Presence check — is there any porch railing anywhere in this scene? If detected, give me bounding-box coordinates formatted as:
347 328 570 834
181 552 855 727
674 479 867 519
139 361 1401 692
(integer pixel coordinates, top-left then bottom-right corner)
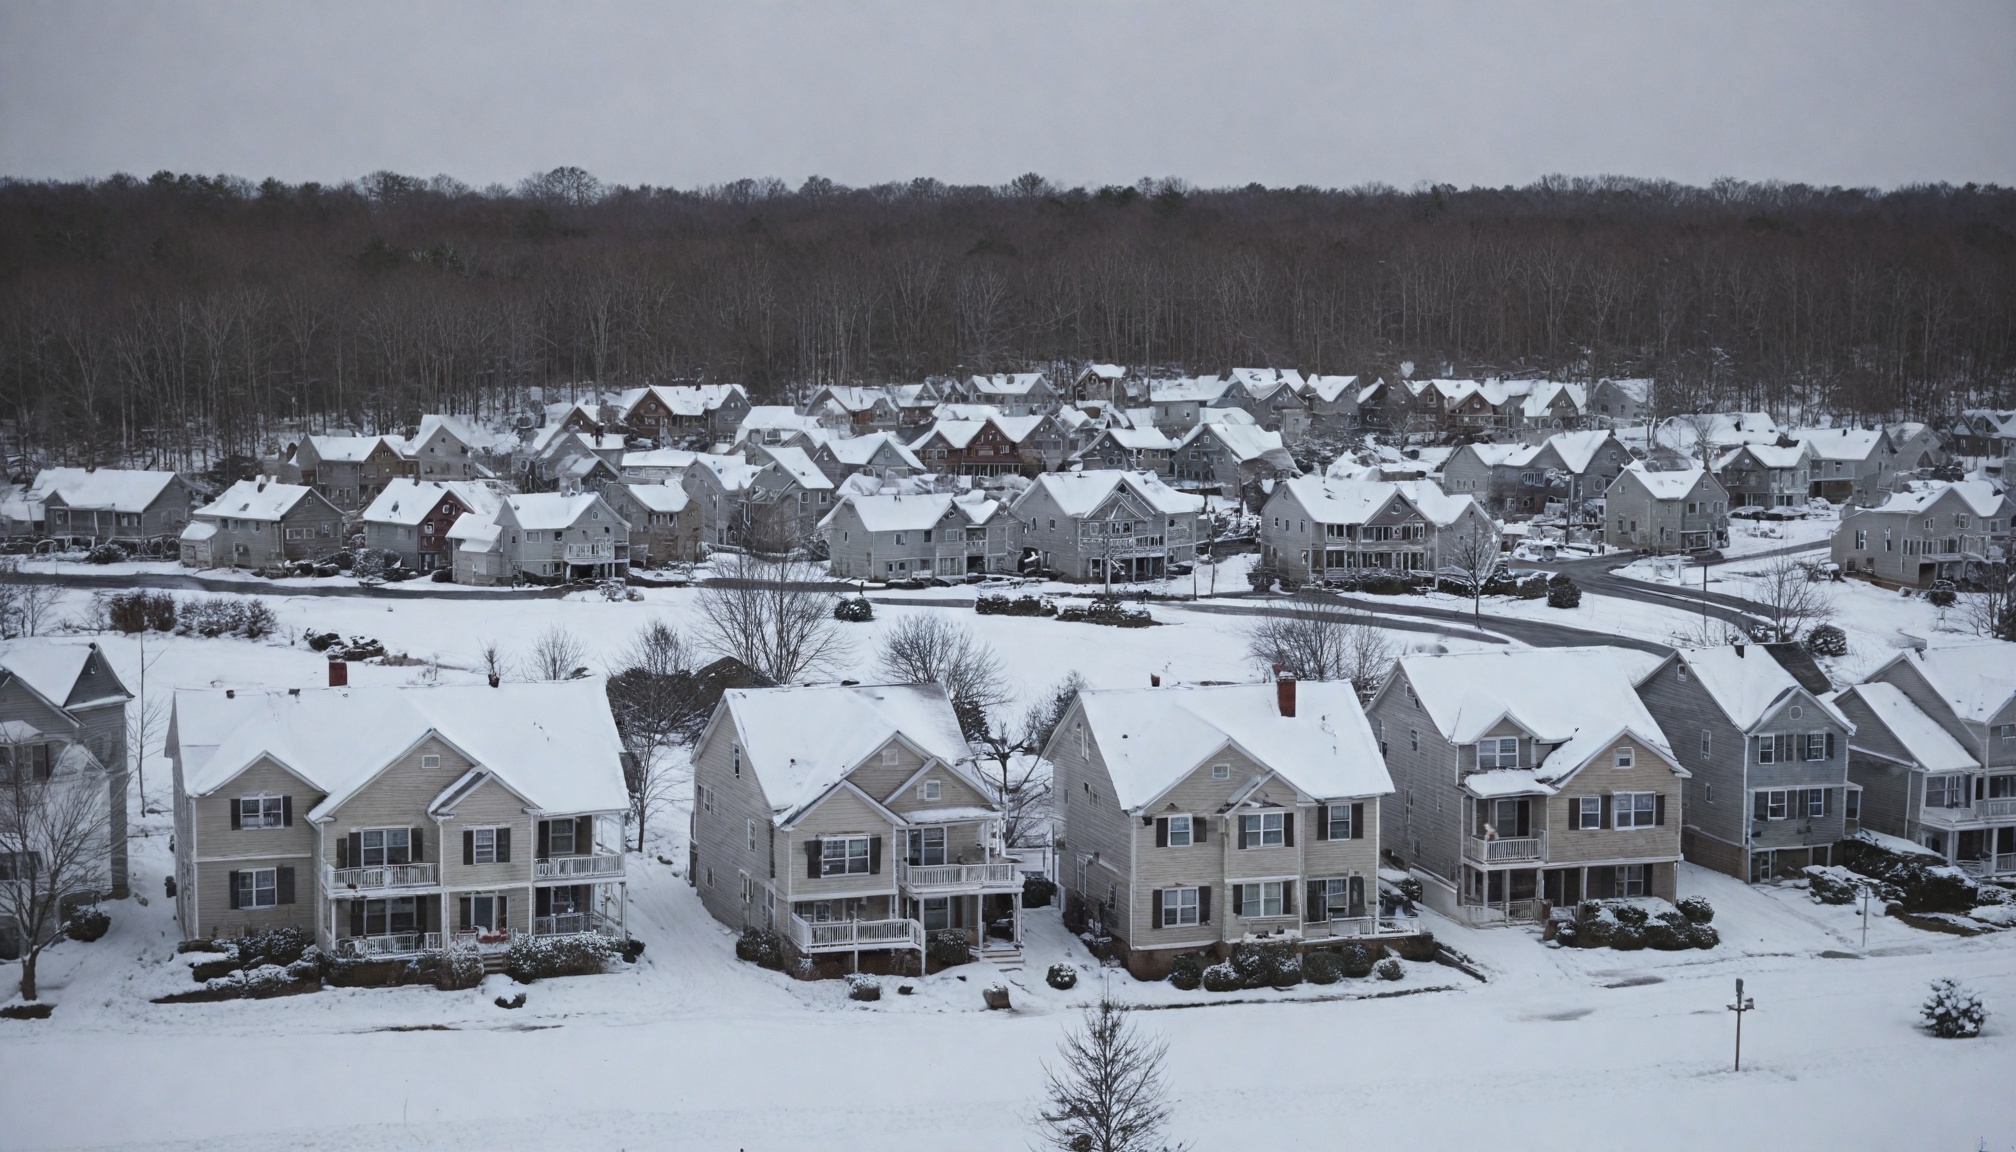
785 914 924 952
1463 832 1548 865
335 932 440 958
1959 853 2016 877
326 862 439 892
1306 913 1422 938
533 912 626 938
535 851 626 881
896 861 1020 891
1982 798 2016 819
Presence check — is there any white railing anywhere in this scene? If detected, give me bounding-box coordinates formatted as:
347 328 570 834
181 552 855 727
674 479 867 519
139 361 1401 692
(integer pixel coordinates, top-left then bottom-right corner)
1464 832 1548 864
534 912 625 938
535 852 625 880
1959 853 2016 877
326 862 439 891
1307 914 1422 938
786 914 924 952
896 861 1020 890
563 543 614 560
1982 798 2016 819
336 932 440 958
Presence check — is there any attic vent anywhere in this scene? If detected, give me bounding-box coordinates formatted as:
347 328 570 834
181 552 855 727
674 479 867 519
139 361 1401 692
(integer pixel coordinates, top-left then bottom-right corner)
1789 705 1803 719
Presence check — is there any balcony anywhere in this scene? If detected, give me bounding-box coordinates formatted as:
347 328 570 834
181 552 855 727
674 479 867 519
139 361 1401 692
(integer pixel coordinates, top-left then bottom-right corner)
535 851 626 881
1985 798 2016 820
533 911 625 938
1304 914 1423 940
335 932 440 958
896 860 1021 893
325 862 439 892
1959 853 2016 878
785 914 924 953
563 542 616 561
1916 798 2016 827
1464 832 1548 865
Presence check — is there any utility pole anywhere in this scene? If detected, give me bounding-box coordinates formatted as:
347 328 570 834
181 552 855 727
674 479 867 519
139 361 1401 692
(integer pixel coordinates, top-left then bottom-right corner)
1727 978 1756 1071
1859 882 1872 952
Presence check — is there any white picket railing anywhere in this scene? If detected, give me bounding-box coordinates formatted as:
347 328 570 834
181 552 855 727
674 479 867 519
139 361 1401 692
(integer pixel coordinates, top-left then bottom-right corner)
326 862 439 891
896 861 1019 890
335 932 440 958
786 915 924 952
1959 853 2016 878
533 912 625 938
535 852 625 880
1464 832 1547 865
1306 914 1422 939
1982 798 2016 819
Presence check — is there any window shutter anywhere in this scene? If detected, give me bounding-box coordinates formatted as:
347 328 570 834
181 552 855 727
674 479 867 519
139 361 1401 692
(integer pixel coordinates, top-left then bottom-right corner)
869 836 883 874
498 894 508 926
228 870 241 909
463 830 475 866
1232 885 1245 916
1601 794 1613 829
537 821 551 860
1237 818 1249 849
282 796 292 827
336 835 348 868
577 816 593 852
1315 807 1330 841
33 745 50 779
410 828 424 862
1198 886 1211 924
1654 794 1666 827
350 901 364 937
1822 788 1832 815
495 827 510 862
1283 813 1295 847
1283 883 1295 915
277 867 295 904
458 896 471 932
536 887 551 918
1194 817 1207 844
1753 791 1768 821
1351 802 1365 839
1152 890 1164 929
1155 818 1168 849
229 800 242 831
1307 881 1326 921
349 832 362 869
806 839 822 879
1826 732 1835 760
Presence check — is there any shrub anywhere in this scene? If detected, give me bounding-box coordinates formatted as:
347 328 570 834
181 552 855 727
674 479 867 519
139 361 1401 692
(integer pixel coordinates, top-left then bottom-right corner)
1246 559 1280 593
927 929 972 968
1804 866 1861 905
1676 895 1714 924
1613 904 1649 928
1690 923 1720 949
1168 953 1204 991
1229 941 1297 989
846 974 882 1002
191 956 241 982
64 906 110 942
435 944 484 991
1339 944 1376 978
1201 962 1243 992
976 594 1050 617
1546 572 1582 609
1392 932 1438 962
502 934 615 982
1021 875 1057 909
86 542 129 565
1926 580 1958 609
734 928 785 970
235 926 313 968
176 596 278 639
1645 913 1692 951
1806 624 1848 657
1839 836 1979 913
105 590 176 633
833 597 874 622
1514 574 1549 600
1045 963 1078 991
352 548 393 579
1393 876 1424 905
1610 923 1646 951
1302 949 1342 985
306 630 341 652
1921 978 1987 1038
1375 957 1404 981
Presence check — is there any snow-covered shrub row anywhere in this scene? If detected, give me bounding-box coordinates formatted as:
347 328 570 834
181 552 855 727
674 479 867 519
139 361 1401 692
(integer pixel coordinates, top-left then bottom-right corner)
1921 978 1987 1038
927 930 973 968
1200 962 1242 992
503 934 616 982
975 594 1052 617
1556 900 1717 951
1839 835 1978 914
1055 597 1153 627
176 596 278 639
435 944 484 991
1375 957 1404 981
734 928 785 970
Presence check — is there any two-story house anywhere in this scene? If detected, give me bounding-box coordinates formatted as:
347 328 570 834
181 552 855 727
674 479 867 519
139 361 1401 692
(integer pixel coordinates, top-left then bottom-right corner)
1076 426 1178 476
820 492 1017 580
1216 369 1311 443
1009 470 1205 582
617 384 751 447
805 386 902 434
825 432 925 483
1441 430 1629 522
1171 422 1298 495
490 491 628 582
1295 375 1360 430
1791 426 1898 506
602 481 701 569
360 479 503 573
1833 643 2015 878
168 678 628 962
1604 462 1730 554
31 468 198 550
1259 476 1497 583
682 455 765 554
1049 676 1408 978
1633 644 1855 881
403 415 492 484
1713 442 1813 511
690 682 1023 971
0 643 132 903
956 373 1057 416
1832 481 2014 587
1370 648 1687 924
1591 378 1651 428
181 478 345 569
1146 376 1233 432
283 436 413 509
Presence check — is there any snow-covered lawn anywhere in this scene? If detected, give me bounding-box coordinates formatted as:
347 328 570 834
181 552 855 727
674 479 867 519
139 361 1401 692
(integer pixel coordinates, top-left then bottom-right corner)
1722 512 1838 558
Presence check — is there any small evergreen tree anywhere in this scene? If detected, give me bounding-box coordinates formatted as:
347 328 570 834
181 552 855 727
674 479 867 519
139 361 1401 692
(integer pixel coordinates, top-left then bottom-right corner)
1546 572 1582 609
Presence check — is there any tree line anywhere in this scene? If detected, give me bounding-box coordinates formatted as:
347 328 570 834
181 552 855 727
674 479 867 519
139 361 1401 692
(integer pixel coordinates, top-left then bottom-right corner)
2 167 2013 470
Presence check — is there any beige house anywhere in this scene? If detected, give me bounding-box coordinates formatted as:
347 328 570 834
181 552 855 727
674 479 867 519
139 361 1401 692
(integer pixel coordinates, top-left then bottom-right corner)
1369 648 1689 925
1048 678 1409 979
169 679 629 962
689 683 1024 971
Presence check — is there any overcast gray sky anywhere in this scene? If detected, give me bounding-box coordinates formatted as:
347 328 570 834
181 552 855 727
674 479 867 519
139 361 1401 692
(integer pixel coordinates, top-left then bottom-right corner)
3 1 2013 190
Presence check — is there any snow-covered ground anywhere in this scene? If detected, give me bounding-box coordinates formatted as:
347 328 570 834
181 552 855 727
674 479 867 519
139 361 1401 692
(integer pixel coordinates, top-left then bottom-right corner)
1721 512 1838 558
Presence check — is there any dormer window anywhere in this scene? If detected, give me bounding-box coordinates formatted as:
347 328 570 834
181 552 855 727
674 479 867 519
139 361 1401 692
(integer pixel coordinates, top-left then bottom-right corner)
922 780 942 802
422 754 440 769
1477 737 1518 769
1613 746 1634 769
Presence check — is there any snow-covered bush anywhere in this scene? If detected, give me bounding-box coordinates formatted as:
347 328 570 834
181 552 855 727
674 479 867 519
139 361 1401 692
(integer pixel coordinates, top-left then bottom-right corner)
435 944 484 991
1167 953 1204 991
1803 866 1863 905
735 928 785 970
1546 572 1582 609
1609 922 1646 951
833 597 874 623
1921 978 1987 1038
1375 957 1404 981
1302 949 1342 985
927 929 972 968
1645 911 1693 951
63 906 109 942
975 594 1051 617
1613 904 1649 928
846 973 882 1002
177 596 278 640
1338 943 1376 978
103 590 176 633
1392 931 1439 962
1676 895 1714 924
1021 875 1057 909
1229 941 1297 988
1689 923 1721 949
1840 835 1978 913
85 542 129 565
1046 963 1078 991
1201 962 1242 992
503 934 615 982
235 926 313 968
1805 624 1848 657
1926 580 1958 609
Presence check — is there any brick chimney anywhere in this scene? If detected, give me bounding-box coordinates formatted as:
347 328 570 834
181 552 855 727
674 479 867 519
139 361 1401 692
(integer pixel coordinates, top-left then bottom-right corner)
328 659 348 687
1150 673 1161 687
1276 672 1297 718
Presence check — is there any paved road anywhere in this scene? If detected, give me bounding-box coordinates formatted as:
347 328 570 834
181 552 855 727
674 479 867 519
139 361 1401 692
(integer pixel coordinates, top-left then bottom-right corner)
0 568 576 600
1168 598 1513 646
1181 590 1676 655
1509 541 1832 633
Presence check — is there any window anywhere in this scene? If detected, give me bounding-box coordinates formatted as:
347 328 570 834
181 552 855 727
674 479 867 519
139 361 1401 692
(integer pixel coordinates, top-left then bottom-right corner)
1477 737 1518 769
1616 864 1652 897
360 827 410 867
0 851 41 881
1996 724 2015 747
1614 745 1634 769
732 744 741 777
1325 805 1354 840
238 868 278 908
362 896 417 935
1160 887 1200 927
1574 796 1602 829
1804 732 1828 761
1614 792 1657 829
921 897 951 930
1166 815 1193 847
237 796 285 829
1759 790 1789 821
1807 789 1826 818
1410 729 1419 752
1925 774 1969 809
1704 782 1713 804
471 827 504 864
1855 529 1867 550
1239 812 1286 848
906 827 945 866
1845 789 1861 822
821 836 871 876
880 748 898 766
745 819 756 851
921 779 942 802
1700 730 1711 759
1235 881 1286 918
1756 735 1776 764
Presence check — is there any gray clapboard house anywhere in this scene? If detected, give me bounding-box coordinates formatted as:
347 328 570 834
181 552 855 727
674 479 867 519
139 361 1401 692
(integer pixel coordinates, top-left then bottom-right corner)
1603 462 1729 554
31 468 197 550
181 479 346 568
1009 470 1205 582
1048 677 1410 979
820 491 1018 580
1259 475 1497 584
1633 644 1855 881
1832 481 2014 587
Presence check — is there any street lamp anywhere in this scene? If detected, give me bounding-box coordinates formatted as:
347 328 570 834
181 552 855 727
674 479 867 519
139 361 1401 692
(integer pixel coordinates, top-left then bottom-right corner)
1727 978 1756 1071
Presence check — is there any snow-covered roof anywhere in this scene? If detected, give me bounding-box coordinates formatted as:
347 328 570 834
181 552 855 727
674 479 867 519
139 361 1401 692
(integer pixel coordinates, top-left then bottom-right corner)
1791 427 1887 462
29 468 182 513
620 448 700 471
0 643 111 710
934 403 1005 422
618 384 745 420
991 414 1050 444
1884 643 2016 725
915 419 987 450
1076 681 1390 810
411 414 505 453
1615 460 1715 501
1084 363 1126 380
826 492 962 533
1299 375 1359 403
816 386 895 413
1017 470 1204 518
1518 381 1588 418
1179 422 1290 463
741 406 825 433
361 479 504 527
1665 647 1851 732
1398 648 1676 782
827 433 924 471
1464 768 1560 798
179 520 216 541
1096 427 1178 452
1860 480 2009 519
1837 682 1976 772
619 482 691 513
447 515 501 550
690 455 764 492
1276 475 1479 528
1196 407 1257 426
1715 443 1808 471
175 681 627 816
1600 378 1652 404
501 492 605 530
1149 376 1231 404
1534 429 1613 474
966 372 1047 396
195 479 318 522
720 683 979 819
297 435 391 464
757 445 834 491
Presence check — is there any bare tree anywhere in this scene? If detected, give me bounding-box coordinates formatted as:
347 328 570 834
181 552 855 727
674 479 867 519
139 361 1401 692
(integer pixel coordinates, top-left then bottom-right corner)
16 583 62 638
1442 523 1502 621
1036 998 1186 1152
875 614 1009 720
475 637 511 684
123 633 170 817
528 626 588 681
605 620 698 852
692 554 850 684
1749 555 1834 643
1960 561 2016 642
1244 599 1396 698
0 736 111 1000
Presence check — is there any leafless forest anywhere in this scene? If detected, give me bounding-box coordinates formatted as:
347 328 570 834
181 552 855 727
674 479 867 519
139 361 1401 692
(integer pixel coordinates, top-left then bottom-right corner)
2 169 2012 470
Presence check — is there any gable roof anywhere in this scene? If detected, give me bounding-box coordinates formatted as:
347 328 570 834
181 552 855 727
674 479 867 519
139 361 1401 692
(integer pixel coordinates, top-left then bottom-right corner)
361 479 505 527
175 680 627 815
1715 442 1809 471
1397 648 1674 781
1663 646 1851 731
295 435 393 464
1790 426 1887 462
195 479 320 522
618 481 691 513
1148 376 1232 404
826 492 962 534
1860 481 2010 519
1016 470 1204 518
618 383 746 420
1076 681 1389 810
1881 643 2016 725
1299 375 1359 403
29 468 182 513
0 642 128 710
500 492 606 530
1276 475 1481 529
718 683 976 819
1836 682 1975 772
828 432 924 470
1615 461 1715 501
756 445 834 491
1179 422 1291 464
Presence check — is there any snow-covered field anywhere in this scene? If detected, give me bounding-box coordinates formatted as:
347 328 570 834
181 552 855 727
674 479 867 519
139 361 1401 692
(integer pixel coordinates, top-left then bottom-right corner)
1 582 2012 1150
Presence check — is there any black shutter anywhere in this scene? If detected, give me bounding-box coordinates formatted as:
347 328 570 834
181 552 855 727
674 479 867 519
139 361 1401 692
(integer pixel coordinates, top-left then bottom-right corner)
230 800 241 831
1601 794 1613 829
228 870 241 909
458 896 471 932
1753 791 1769 820
1654 794 1666 827
577 816 593 853
495 827 510 862
536 887 551 918
806 839 822 879
1198 886 1211 924
1194 817 1207 844
1283 812 1295 847
410 828 423 862
1351 802 1365 839
537 821 551 860
281 796 292 827
1315 807 1331 841
1823 787 1833 815
1282 883 1295 916
349 901 364 937
1232 884 1245 916
33 745 50 779
463 830 475 866
1151 890 1164 929
1826 732 1836 760
348 832 362 869
277 867 295 904
1155 818 1168 848
869 836 883 874
1236 816 1248 849
1515 800 1531 838
1307 880 1326 922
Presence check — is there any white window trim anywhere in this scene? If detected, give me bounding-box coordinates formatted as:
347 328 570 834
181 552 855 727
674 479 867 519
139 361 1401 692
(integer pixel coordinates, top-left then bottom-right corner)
821 835 872 876
1161 886 1201 927
1613 791 1656 830
1166 815 1193 847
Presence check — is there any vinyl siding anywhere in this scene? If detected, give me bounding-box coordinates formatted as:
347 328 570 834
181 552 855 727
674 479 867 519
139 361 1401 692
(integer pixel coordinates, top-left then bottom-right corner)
690 715 782 931
1367 671 1466 884
1048 701 1137 942
1541 737 1684 865
1635 661 1751 856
